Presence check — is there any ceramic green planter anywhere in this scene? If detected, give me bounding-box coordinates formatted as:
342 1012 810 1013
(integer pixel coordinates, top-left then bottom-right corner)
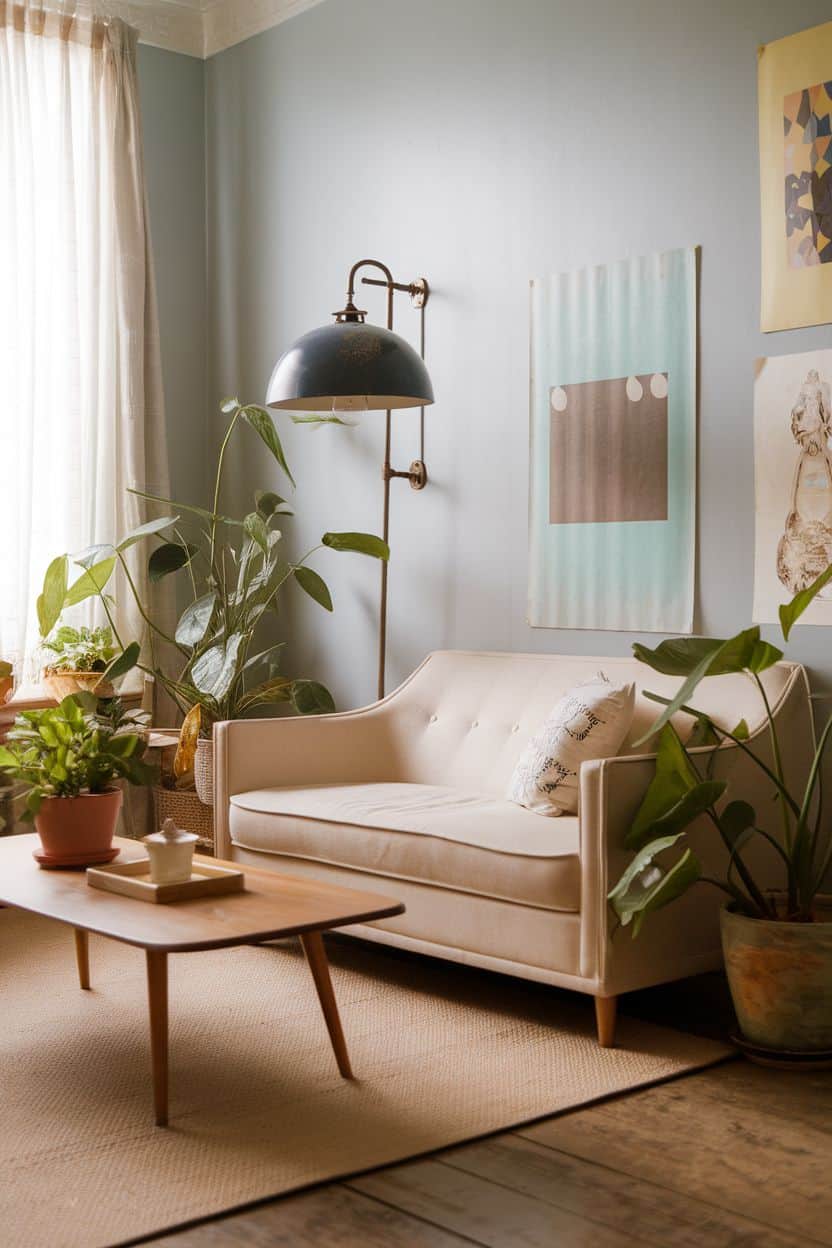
721 899 832 1052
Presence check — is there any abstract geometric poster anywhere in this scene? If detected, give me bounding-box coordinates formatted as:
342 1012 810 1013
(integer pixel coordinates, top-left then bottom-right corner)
784 82 832 268
760 22 832 331
529 248 696 633
753 349 832 627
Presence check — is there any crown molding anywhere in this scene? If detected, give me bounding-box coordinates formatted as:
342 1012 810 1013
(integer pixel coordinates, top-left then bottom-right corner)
130 0 326 58
202 0 325 58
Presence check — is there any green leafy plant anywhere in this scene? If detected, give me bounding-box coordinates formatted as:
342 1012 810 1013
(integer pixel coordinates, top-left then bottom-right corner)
42 624 116 674
0 694 155 820
608 565 832 934
36 398 389 732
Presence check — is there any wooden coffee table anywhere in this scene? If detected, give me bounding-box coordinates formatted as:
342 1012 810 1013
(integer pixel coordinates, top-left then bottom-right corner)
0 834 404 1126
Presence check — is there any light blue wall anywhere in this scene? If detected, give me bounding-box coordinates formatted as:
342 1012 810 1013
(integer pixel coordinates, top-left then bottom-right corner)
138 45 207 511
203 0 832 711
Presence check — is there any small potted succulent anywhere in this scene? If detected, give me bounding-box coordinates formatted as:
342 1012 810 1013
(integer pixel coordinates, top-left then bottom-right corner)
40 624 123 701
0 693 156 866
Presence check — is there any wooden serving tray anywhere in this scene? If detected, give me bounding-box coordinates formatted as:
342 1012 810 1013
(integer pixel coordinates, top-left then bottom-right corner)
86 858 245 904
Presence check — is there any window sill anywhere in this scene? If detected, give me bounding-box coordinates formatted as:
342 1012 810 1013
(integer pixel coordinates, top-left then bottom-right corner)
0 687 144 731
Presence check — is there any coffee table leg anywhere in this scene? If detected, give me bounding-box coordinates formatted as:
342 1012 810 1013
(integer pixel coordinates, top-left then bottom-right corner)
73 929 90 990
146 950 169 1126
300 931 353 1079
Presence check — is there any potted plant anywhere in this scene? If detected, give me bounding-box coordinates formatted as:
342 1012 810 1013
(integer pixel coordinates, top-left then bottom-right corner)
0 693 155 866
36 397 389 810
40 624 123 701
608 566 832 1061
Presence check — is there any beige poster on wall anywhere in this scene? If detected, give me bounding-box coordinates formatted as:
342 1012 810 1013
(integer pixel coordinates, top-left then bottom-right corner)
753 349 832 625
759 22 832 331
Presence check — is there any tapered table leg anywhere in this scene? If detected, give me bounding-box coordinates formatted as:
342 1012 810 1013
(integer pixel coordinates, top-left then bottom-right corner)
146 950 169 1126
300 931 353 1079
74 928 90 990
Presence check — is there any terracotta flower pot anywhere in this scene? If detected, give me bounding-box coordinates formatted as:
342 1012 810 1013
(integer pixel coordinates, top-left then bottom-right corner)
33 788 123 868
721 899 832 1053
42 671 115 702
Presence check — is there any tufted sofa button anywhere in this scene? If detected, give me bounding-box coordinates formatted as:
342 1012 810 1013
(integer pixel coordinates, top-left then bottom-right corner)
471 720 479 728
429 714 438 723
511 723 520 733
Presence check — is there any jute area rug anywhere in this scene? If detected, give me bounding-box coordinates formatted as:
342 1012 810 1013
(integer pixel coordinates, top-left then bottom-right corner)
1 908 730 1248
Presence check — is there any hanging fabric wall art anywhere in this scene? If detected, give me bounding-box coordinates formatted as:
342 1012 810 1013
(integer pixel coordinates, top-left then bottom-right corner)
759 21 832 331
753 348 832 626
528 247 697 633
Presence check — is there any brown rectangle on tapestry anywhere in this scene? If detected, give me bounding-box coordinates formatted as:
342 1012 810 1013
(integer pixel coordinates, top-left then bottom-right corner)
549 373 668 524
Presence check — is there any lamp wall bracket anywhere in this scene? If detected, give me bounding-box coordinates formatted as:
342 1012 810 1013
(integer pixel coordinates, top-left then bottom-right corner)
361 275 430 309
384 459 428 490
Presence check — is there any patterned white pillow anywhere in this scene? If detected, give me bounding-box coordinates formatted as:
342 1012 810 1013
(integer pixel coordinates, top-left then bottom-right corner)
507 676 635 816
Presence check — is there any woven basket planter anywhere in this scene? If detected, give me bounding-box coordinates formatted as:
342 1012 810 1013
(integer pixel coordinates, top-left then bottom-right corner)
194 738 214 807
152 786 214 854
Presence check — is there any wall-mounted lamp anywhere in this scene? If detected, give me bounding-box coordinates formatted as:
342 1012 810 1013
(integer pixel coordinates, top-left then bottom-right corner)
266 258 434 700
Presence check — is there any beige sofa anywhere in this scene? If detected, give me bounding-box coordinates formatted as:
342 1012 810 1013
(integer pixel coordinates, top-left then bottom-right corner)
215 650 813 1046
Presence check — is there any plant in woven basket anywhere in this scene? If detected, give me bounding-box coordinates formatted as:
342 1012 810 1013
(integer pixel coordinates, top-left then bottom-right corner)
36 397 388 790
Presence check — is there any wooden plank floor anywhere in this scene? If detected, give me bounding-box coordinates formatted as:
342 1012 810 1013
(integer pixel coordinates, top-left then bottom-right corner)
145 953 832 1248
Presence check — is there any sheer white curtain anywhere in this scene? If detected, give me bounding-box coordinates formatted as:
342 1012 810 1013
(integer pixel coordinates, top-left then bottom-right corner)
0 2 169 685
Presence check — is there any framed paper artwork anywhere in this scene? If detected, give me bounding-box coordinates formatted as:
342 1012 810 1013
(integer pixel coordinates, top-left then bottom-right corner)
753 348 832 626
528 247 696 633
759 21 832 331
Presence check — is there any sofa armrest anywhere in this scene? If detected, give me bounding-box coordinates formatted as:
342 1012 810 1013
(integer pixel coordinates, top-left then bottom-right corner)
214 706 392 857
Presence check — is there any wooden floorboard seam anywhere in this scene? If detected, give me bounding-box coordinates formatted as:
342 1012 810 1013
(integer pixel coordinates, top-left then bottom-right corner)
432 1154 682 1248
510 1125 830 1247
341 1180 491 1248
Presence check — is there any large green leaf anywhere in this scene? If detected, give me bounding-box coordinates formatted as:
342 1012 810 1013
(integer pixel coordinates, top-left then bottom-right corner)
242 405 296 488
294 566 333 611
37 556 68 638
191 634 244 702
628 777 726 851
101 641 140 684
779 563 832 640
748 639 784 672
627 724 699 849
175 594 216 647
116 515 179 551
632 637 724 677
322 532 390 560
148 542 196 583
609 840 702 936
632 628 762 747
291 679 336 715
63 557 116 607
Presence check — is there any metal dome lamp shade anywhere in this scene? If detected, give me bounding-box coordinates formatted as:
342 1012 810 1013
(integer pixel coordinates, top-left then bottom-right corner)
266 258 435 700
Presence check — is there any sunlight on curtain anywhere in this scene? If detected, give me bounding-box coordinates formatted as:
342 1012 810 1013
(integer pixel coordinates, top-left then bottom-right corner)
0 3 169 688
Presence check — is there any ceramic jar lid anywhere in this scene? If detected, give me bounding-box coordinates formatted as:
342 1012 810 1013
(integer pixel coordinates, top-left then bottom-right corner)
144 817 198 847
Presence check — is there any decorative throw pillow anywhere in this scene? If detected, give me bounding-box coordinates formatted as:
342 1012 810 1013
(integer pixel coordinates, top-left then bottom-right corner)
507 675 635 816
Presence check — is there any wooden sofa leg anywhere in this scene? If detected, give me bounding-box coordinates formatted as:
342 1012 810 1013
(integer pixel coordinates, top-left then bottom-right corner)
595 995 617 1047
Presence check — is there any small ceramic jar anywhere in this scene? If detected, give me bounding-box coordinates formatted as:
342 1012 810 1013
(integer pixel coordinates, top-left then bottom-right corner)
143 818 199 885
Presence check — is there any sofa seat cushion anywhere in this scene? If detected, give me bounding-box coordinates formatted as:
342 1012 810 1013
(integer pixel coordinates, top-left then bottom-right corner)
229 782 581 913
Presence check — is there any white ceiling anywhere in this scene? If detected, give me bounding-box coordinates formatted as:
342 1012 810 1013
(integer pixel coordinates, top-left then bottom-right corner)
121 0 325 58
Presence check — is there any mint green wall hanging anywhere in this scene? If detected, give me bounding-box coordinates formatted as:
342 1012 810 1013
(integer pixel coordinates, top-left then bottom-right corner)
529 247 697 632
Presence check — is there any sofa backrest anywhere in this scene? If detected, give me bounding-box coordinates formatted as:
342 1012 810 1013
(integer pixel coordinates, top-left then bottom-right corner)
382 649 804 797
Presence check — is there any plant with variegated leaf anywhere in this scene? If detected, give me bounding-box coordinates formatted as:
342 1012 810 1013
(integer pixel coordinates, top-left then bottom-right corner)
609 565 832 933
